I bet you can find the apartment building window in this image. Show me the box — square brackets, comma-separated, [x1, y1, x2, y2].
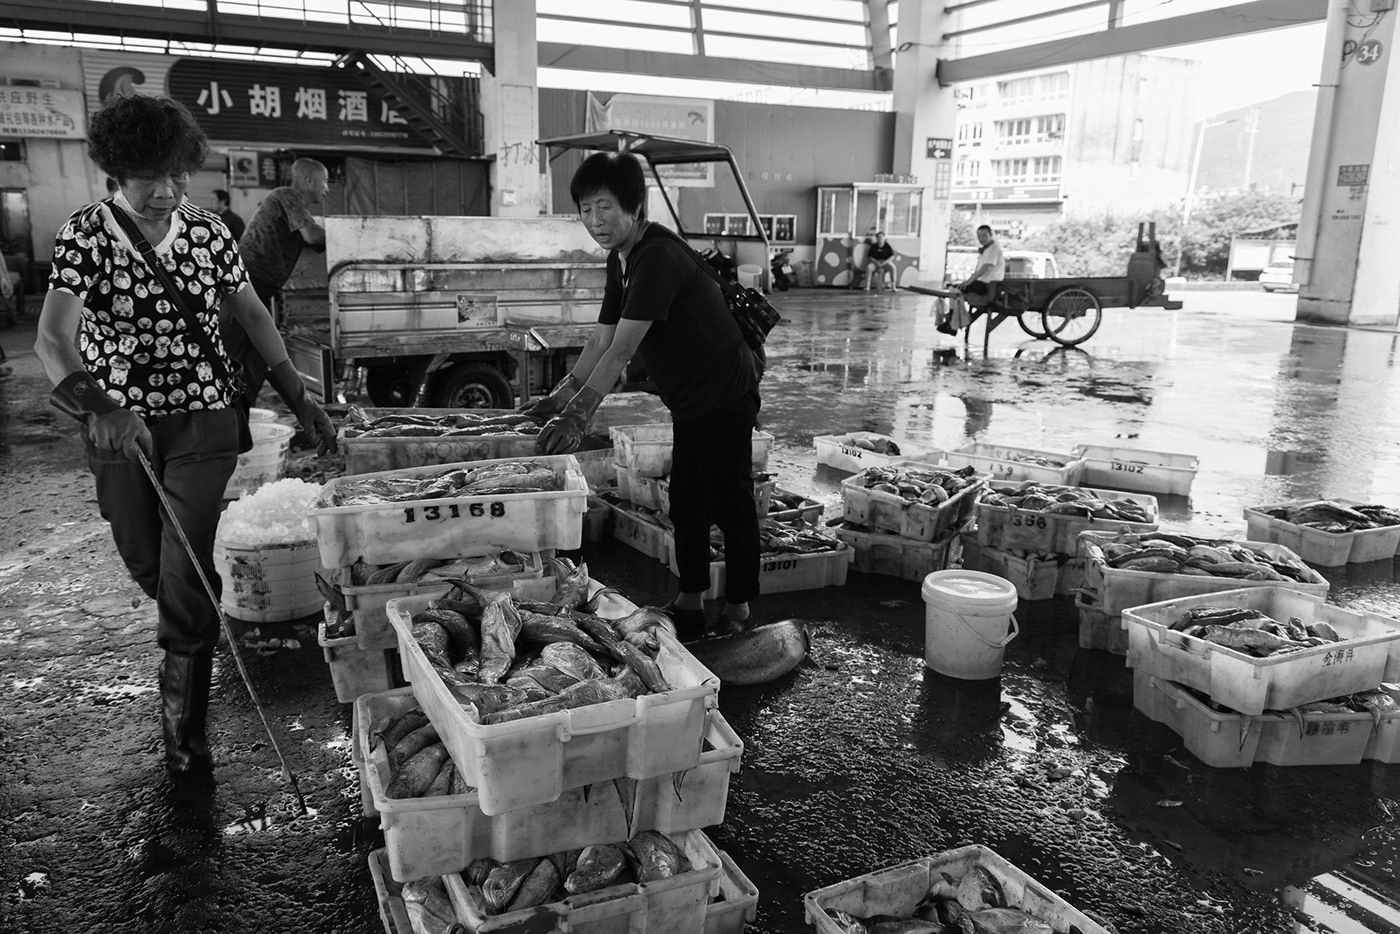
[1031, 157, 1062, 183]
[1035, 115, 1065, 142]
[955, 160, 981, 182]
[997, 77, 1036, 106]
[957, 122, 984, 145]
[1039, 72, 1070, 101]
[993, 159, 1029, 184]
[996, 119, 1032, 145]
[1132, 118, 1144, 141]
[955, 84, 988, 107]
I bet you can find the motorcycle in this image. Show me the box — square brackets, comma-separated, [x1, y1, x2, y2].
[699, 242, 738, 285]
[770, 249, 794, 292]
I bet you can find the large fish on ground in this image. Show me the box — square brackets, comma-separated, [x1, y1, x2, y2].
[682, 619, 813, 685]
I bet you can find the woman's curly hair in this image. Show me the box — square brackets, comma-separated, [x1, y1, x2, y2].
[87, 94, 209, 182]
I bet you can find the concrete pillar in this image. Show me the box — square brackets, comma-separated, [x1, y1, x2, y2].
[480, 0, 542, 217]
[892, 0, 955, 283]
[1296, 3, 1400, 327]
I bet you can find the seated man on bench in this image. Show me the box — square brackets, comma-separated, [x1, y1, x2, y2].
[957, 224, 1004, 308]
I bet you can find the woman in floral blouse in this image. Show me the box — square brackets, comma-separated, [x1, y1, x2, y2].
[34, 93, 336, 777]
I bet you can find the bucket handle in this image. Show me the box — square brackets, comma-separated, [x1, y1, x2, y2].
[950, 609, 1020, 649]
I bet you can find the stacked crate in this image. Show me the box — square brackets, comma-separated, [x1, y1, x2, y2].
[1122, 587, 1400, 767]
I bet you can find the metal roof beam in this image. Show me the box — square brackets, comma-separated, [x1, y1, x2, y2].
[539, 42, 891, 91]
[937, 0, 1325, 85]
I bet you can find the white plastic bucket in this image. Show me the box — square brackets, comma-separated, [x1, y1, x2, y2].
[922, 570, 1020, 679]
[225, 421, 294, 499]
[214, 537, 323, 623]
[736, 264, 762, 289]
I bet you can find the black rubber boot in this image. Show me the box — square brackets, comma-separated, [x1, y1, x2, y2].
[160, 650, 213, 775]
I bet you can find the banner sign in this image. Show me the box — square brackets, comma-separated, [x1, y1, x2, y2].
[0, 86, 86, 139]
[586, 93, 714, 187]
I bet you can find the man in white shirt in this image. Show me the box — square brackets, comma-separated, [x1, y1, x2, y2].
[959, 225, 1005, 299]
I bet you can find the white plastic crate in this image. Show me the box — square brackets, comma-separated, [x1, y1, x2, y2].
[766, 489, 824, 525]
[840, 469, 988, 543]
[959, 536, 1058, 601]
[1243, 498, 1400, 567]
[319, 616, 395, 704]
[357, 688, 744, 882]
[1134, 671, 1377, 768]
[813, 432, 941, 474]
[611, 424, 775, 478]
[617, 471, 777, 521]
[669, 542, 854, 601]
[1364, 684, 1400, 764]
[802, 845, 1110, 934]
[340, 553, 547, 651]
[307, 454, 589, 568]
[443, 829, 723, 934]
[575, 447, 617, 493]
[605, 501, 674, 564]
[706, 850, 760, 934]
[386, 588, 719, 816]
[834, 524, 961, 582]
[368, 848, 414, 934]
[975, 484, 1159, 555]
[1075, 592, 1127, 656]
[1070, 443, 1198, 497]
[583, 497, 611, 543]
[1078, 532, 1330, 618]
[944, 442, 1086, 486]
[340, 408, 544, 476]
[1122, 586, 1400, 716]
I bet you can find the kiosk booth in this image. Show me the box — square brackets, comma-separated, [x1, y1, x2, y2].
[813, 181, 926, 288]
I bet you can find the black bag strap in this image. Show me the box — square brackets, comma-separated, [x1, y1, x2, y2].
[105, 200, 236, 385]
[649, 224, 749, 298]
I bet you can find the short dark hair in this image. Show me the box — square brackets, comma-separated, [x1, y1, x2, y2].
[212, 188, 230, 204]
[87, 94, 209, 183]
[570, 151, 647, 219]
[977, 225, 993, 235]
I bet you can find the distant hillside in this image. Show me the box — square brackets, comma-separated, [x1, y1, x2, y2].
[1194, 88, 1315, 196]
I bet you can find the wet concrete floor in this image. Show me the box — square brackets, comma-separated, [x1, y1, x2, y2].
[1, 288, 1399, 933]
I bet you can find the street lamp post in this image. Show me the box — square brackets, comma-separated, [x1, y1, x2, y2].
[1177, 115, 1236, 275]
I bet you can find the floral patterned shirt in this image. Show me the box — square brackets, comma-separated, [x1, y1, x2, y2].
[48, 198, 249, 416]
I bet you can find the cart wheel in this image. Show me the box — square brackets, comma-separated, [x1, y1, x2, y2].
[432, 364, 514, 409]
[1042, 287, 1102, 347]
[1016, 310, 1050, 339]
[365, 367, 416, 407]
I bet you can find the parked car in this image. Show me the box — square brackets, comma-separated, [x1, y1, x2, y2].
[1259, 259, 1298, 293]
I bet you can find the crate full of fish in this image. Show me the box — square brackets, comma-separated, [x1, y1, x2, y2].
[307, 455, 589, 568]
[840, 465, 987, 543]
[320, 614, 398, 704]
[974, 482, 1158, 555]
[611, 423, 775, 478]
[356, 687, 743, 882]
[1122, 585, 1400, 716]
[943, 442, 1087, 487]
[958, 535, 1059, 601]
[1069, 443, 1198, 497]
[669, 520, 853, 600]
[1242, 498, 1400, 567]
[598, 495, 674, 564]
[368, 849, 415, 934]
[802, 844, 1111, 934]
[322, 551, 550, 651]
[813, 431, 941, 474]
[616, 467, 777, 520]
[1077, 530, 1330, 618]
[385, 572, 719, 816]
[1133, 671, 1399, 768]
[1074, 592, 1128, 656]
[767, 488, 824, 525]
[340, 406, 548, 475]
[833, 522, 961, 582]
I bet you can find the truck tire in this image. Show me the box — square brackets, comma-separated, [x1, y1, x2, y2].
[365, 368, 416, 407]
[433, 364, 513, 409]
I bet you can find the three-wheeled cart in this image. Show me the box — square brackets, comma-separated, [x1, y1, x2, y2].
[910, 223, 1183, 348]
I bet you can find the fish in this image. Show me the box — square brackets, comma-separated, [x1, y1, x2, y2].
[540, 642, 608, 681]
[482, 859, 541, 914]
[626, 831, 691, 882]
[517, 611, 604, 652]
[1309, 621, 1343, 642]
[829, 911, 870, 934]
[397, 557, 450, 584]
[386, 743, 449, 799]
[371, 708, 429, 753]
[450, 765, 472, 796]
[965, 908, 1052, 934]
[316, 573, 354, 638]
[479, 678, 630, 725]
[577, 587, 625, 616]
[545, 555, 592, 610]
[391, 722, 442, 769]
[565, 844, 629, 894]
[412, 620, 453, 668]
[682, 619, 813, 685]
[402, 879, 466, 934]
[425, 760, 455, 797]
[955, 866, 1006, 911]
[416, 609, 480, 662]
[367, 562, 410, 585]
[505, 664, 581, 696]
[577, 617, 672, 693]
[465, 858, 493, 887]
[506, 857, 562, 912]
[613, 607, 677, 642]
[451, 683, 532, 718]
[473, 589, 524, 684]
[870, 921, 946, 934]
[1193, 625, 1311, 657]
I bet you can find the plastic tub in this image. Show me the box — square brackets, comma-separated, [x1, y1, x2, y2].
[766, 488, 824, 525]
[1122, 586, 1400, 715]
[443, 829, 723, 934]
[1078, 531, 1330, 618]
[628, 472, 775, 520]
[1075, 592, 1127, 656]
[959, 535, 1058, 601]
[339, 553, 546, 651]
[1071, 443, 1198, 497]
[357, 687, 744, 882]
[922, 570, 1020, 680]
[1364, 684, 1400, 764]
[802, 845, 1111, 934]
[224, 421, 293, 499]
[583, 497, 611, 543]
[975, 484, 1159, 555]
[611, 424, 775, 478]
[706, 850, 760, 934]
[736, 264, 762, 289]
[213, 537, 323, 623]
[248, 407, 277, 423]
[368, 849, 414, 934]
[813, 432, 941, 474]
[840, 469, 988, 543]
[319, 616, 395, 704]
[834, 524, 962, 582]
[386, 587, 720, 816]
[605, 501, 674, 564]
[944, 442, 1086, 486]
[1243, 498, 1400, 567]
[669, 542, 854, 601]
[307, 454, 589, 568]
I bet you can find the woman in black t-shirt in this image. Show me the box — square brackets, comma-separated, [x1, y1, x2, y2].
[525, 151, 762, 638]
